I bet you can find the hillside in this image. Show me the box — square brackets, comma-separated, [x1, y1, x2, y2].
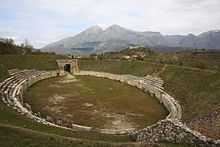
[42, 25, 220, 54]
[78, 59, 220, 139]
[0, 53, 219, 145]
[0, 38, 32, 55]
[0, 54, 65, 82]
[91, 47, 220, 72]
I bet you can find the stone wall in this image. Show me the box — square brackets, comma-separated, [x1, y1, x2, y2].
[0, 70, 75, 132]
[0, 70, 135, 134]
[1, 69, 219, 146]
[74, 70, 182, 120]
[131, 119, 220, 146]
[56, 59, 79, 73]
[74, 71, 220, 146]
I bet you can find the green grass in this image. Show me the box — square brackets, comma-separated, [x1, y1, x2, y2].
[79, 60, 163, 76]
[0, 93, 132, 143]
[159, 66, 220, 120]
[1, 124, 168, 147]
[0, 54, 66, 82]
[0, 64, 8, 82]
[0, 93, 187, 146]
[78, 59, 220, 138]
[0, 55, 219, 145]
[98, 49, 220, 71]
[78, 60, 220, 120]
[23, 75, 168, 129]
[0, 54, 66, 70]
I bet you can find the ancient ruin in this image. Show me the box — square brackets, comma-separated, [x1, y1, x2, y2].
[0, 59, 219, 146]
[56, 59, 79, 74]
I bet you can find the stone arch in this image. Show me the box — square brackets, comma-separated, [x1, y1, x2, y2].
[56, 59, 79, 74]
[64, 64, 71, 72]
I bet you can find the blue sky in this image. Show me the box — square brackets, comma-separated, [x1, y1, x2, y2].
[0, 0, 220, 48]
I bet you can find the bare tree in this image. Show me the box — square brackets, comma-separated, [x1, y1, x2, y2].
[24, 38, 33, 49]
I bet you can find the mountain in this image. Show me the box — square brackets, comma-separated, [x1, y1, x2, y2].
[42, 25, 220, 54]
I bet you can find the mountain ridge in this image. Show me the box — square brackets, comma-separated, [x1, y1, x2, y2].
[42, 25, 220, 54]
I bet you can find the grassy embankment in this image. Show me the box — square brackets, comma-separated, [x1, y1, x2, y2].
[0, 54, 217, 145]
[0, 54, 65, 82]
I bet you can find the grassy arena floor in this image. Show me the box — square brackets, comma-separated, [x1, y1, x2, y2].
[23, 75, 168, 129]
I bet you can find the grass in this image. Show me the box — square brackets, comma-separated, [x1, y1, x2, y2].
[78, 60, 220, 121]
[0, 54, 219, 145]
[0, 64, 8, 82]
[0, 92, 132, 143]
[79, 60, 163, 76]
[159, 66, 220, 120]
[23, 75, 168, 129]
[0, 126, 194, 147]
[0, 95, 188, 146]
[99, 49, 220, 71]
[0, 54, 66, 82]
[78, 59, 220, 139]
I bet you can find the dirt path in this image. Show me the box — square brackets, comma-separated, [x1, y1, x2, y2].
[155, 64, 168, 76]
[0, 124, 157, 146]
[140, 61, 220, 74]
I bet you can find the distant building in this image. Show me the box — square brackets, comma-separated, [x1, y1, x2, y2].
[129, 45, 146, 49]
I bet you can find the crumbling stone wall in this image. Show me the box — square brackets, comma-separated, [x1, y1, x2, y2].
[131, 120, 220, 146]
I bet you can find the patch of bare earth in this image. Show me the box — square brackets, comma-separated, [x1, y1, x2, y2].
[104, 113, 135, 129]
[58, 74, 78, 83]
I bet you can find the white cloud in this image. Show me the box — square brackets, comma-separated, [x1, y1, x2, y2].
[0, 0, 220, 48]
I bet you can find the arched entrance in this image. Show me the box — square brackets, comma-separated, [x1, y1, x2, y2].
[56, 59, 79, 74]
[64, 64, 71, 72]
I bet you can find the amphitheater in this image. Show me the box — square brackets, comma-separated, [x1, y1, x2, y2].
[0, 59, 219, 146]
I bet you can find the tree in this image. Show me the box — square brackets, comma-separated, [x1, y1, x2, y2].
[24, 38, 33, 49]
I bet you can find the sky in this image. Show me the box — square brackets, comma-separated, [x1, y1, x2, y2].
[0, 0, 220, 48]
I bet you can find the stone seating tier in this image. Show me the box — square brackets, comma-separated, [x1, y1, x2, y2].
[0, 69, 219, 146]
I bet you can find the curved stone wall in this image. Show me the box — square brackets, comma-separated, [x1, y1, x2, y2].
[0, 70, 75, 132]
[0, 70, 135, 134]
[0, 70, 219, 146]
[74, 71, 220, 146]
[74, 71, 182, 120]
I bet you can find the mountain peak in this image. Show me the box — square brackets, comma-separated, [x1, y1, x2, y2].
[208, 30, 220, 33]
[78, 25, 103, 37]
[106, 24, 127, 31]
[199, 30, 220, 37]
[109, 24, 122, 28]
[187, 33, 196, 37]
[86, 25, 103, 32]
[43, 25, 220, 54]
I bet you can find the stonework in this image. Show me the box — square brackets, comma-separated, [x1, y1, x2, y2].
[0, 68, 219, 146]
[56, 59, 79, 73]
